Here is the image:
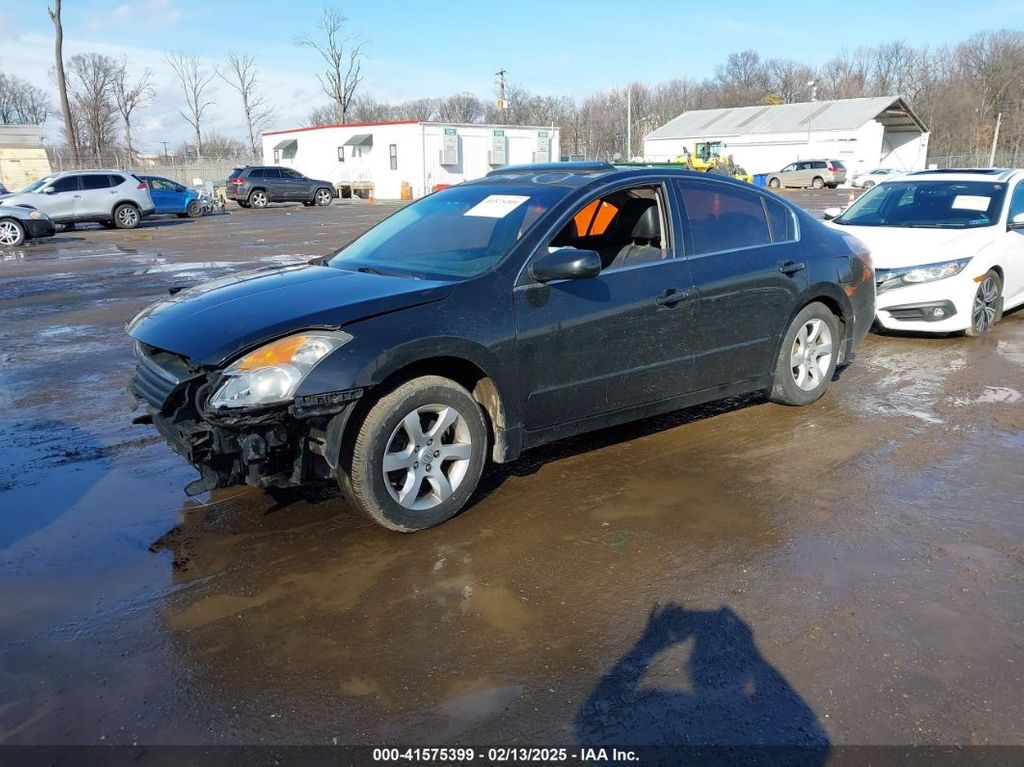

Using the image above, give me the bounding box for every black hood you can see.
[127,263,454,365]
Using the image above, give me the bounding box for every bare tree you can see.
[436,92,484,123]
[0,72,54,124]
[219,52,274,160]
[296,8,365,124]
[48,0,78,162]
[347,94,398,122]
[165,51,216,159]
[393,98,438,121]
[112,58,153,163]
[307,103,342,126]
[67,53,120,164]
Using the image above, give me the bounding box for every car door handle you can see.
[655,288,693,307]
[73,194,82,198]
[778,260,805,275]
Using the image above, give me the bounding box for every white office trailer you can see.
[643,96,929,179]
[261,121,561,200]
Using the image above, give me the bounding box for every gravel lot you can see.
[1,191,1022,748]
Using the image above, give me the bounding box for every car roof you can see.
[906,168,1023,183]
[469,162,764,192]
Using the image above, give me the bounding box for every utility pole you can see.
[626,84,632,161]
[495,69,507,123]
[161,141,170,161]
[989,112,1002,167]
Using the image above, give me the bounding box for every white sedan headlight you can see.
[901,259,971,284]
[209,331,352,409]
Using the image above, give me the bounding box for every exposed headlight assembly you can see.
[209,331,352,409]
[28,210,45,220]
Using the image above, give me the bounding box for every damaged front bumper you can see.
[128,342,361,495]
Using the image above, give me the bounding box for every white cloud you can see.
[87,0,180,33]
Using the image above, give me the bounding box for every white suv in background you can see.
[0,170,155,229]
[827,168,1024,336]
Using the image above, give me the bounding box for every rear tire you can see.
[966,270,1003,336]
[248,189,268,208]
[113,203,141,229]
[770,302,840,406]
[0,218,26,247]
[340,376,488,532]
[811,176,825,189]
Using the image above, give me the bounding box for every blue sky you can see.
[2,0,1022,150]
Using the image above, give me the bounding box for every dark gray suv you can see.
[226,165,337,209]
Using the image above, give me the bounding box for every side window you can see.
[782,163,796,173]
[248,168,265,179]
[282,168,302,179]
[81,175,111,191]
[764,198,797,242]
[1008,182,1024,220]
[263,168,281,179]
[51,176,79,193]
[547,185,671,272]
[109,174,126,186]
[812,161,827,169]
[679,182,772,254]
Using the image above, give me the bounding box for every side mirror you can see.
[175,186,185,193]
[42,186,56,194]
[823,206,843,221]
[1008,212,1024,231]
[530,248,602,282]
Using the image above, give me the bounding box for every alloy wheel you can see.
[117,206,139,227]
[382,404,473,511]
[972,276,1000,333]
[790,319,833,391]
[0,220,23,246]
[315,189,332,206]
[250,191,267,208]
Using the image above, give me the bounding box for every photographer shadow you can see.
[575,604,830,765]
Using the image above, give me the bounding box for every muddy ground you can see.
[1,190,1022,748]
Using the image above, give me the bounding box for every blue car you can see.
[140,175,203,218]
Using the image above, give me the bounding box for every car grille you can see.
[130,343,202,412]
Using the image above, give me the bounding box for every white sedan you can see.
[827,169,1024,336]
[851,168,903,189]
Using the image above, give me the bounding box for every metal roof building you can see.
[644,96,929,178]
[0,125,52,191]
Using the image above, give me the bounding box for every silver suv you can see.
[0,170,156,229]
[766,160,847,190]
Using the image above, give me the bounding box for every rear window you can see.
[679,182,772,254]
[109,173,126,186]
[829,160,846,170]
[247,168,264,178]
[812,161,827,169]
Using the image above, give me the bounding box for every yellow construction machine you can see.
[674,141,752,183]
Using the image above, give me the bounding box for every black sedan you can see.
[127,162,874,532]
[0,203,57,247]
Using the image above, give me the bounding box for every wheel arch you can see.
[778,286,853,365]
[325,347,516,477]
[110,199,142,217]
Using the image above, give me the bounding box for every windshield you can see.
[327,184,568,279]
[834,180,1007,229]
[20,176,57,193]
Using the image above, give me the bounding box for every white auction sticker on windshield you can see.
[464,195,530,218]
[951,195,990,212]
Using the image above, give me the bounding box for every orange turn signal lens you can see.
[235,335,309,371]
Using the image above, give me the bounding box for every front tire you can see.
[862,180,875,190]
[186,200,203,218]
[966,270,1003,336]
[314,188,333,207]
[0,218,26,247]
[341,376,488,532]
[768,177,781,189]
[770,302,840,406]
[113,203,141,229]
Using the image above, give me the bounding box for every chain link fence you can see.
[46,149,253,188]
[926,148,1022,169]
